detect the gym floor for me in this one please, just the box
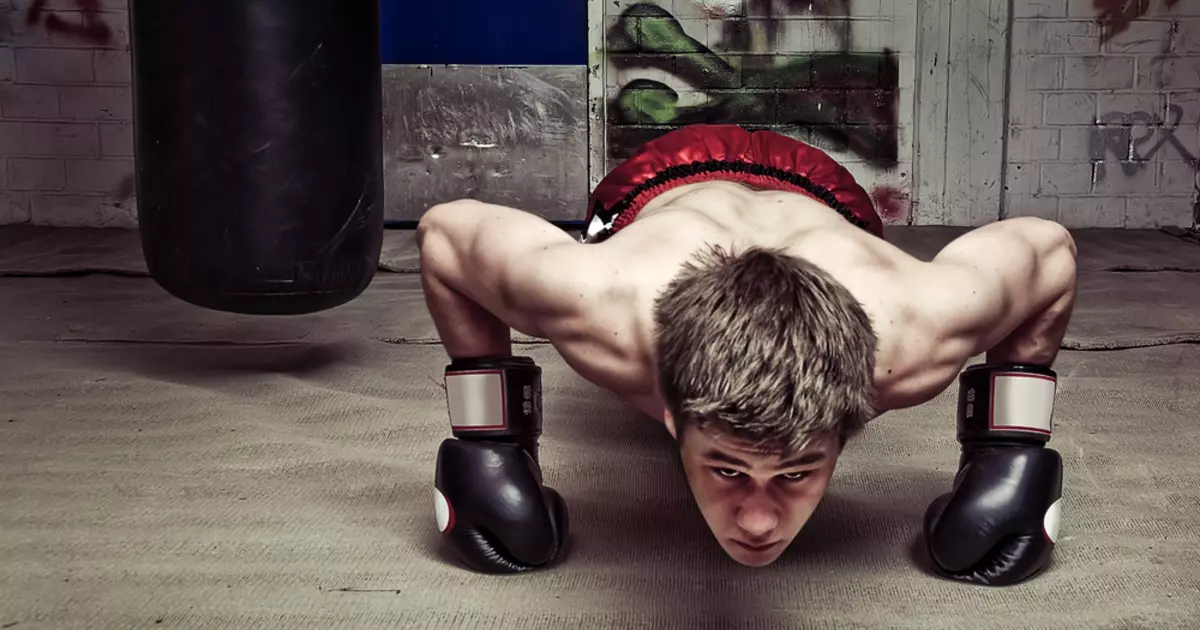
[1,225,1198,629]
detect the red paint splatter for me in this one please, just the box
[871,186,909,224]
[1094,0,1179,43]
[26,0,113,46]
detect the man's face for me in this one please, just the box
[666,415,840,567]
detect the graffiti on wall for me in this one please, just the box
[605,1,899,169]
[1094,0,1180,43]
[26,0,112,46]
[1090,104,1199,182]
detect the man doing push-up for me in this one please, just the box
[417,124,1075,586]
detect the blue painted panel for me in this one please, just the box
[380,0,587,65]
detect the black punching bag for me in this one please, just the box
[130,1,384,315]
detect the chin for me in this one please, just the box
[722,543,785,567]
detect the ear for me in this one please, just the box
[663,410,678,440]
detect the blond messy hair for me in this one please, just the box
[653,244,879,454]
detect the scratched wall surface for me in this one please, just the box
[0,0,589,226]
[1007,0,1200,229]
[381,66,588,222]
[602,0,917,224]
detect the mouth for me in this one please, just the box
[732,540,779,553]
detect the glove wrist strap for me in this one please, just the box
[444,356,543,457]
[956,363,1057,447]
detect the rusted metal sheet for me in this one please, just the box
[381,65,588,222]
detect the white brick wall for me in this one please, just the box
[0,0,136,227]
[2,0,1197,229]
[1007,0,1200,228]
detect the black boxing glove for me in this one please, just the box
[433,356,569,574]
[923,363,1064,586]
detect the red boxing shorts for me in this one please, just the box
[583,124,883,243]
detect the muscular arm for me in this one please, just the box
[920,217,1078,367]
[879,218,1077,410]
[415,199,598,359]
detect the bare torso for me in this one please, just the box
[541,181,942,423]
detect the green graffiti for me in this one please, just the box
[606,2,899,167]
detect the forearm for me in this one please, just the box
[417,209,513,359]
[984,222,1078,366]
[420,269,512,359]
[985,283,1075,366]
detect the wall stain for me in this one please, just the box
[1094,0,1180,43]
[26,0,112,46]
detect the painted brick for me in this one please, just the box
[1009,91,1046,127]
[1161,161,1200,193]
[1040,162,1095,194]
[1058,196,1126,228]
[0,48,12,82]
[1006,162,1041,195]
[0,84,61,119]
[1044,93,1096,125]
[1012,20,1103,55]
[1147,121,1199,162]
[21,122,99,157]
[1168,92,1200,123]
[1014,0,1068,18]
[93,49,131,84]
[1064,0,1097,17]
[1101,20,1175,54]
[7,158,64,190]
[1,193,32,224]
[11,6,126,50]
[1139,55,1200,90]
[1012,54,1063,90]
[1170,19,1200,54]
[58,86,132,121]
[15,48,93,84]
[1009,126,1060,161]
[64,157,133,193]
[1063,56,1135,89]
[1097,92,1167,117]
[1058,126,1100,161]
[0,120,21,155]
[98,122,133,157]
[1092,162,1161,194]
[1125,196,1196,228]
[1006,193,1060,221]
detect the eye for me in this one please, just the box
[712,467,743,479]
[780,471,812,482]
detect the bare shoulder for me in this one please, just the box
[871,218,1077,410]
[417,199,619,340]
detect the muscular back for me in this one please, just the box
[418,182,1074,422]
[553,181,930,418]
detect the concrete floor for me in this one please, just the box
[1,226,1198,629]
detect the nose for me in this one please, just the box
[736,492,779,537]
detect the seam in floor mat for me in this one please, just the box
[8,265,1200,277]
[1062,335,1200,350]
[27,336,1200,350]
[0,268,151,278]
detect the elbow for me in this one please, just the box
[416,204,457,277]
[1013,216,1077,260]
[416,199,487,251]
[415,203,452,251]
[1042,218,1078,260]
